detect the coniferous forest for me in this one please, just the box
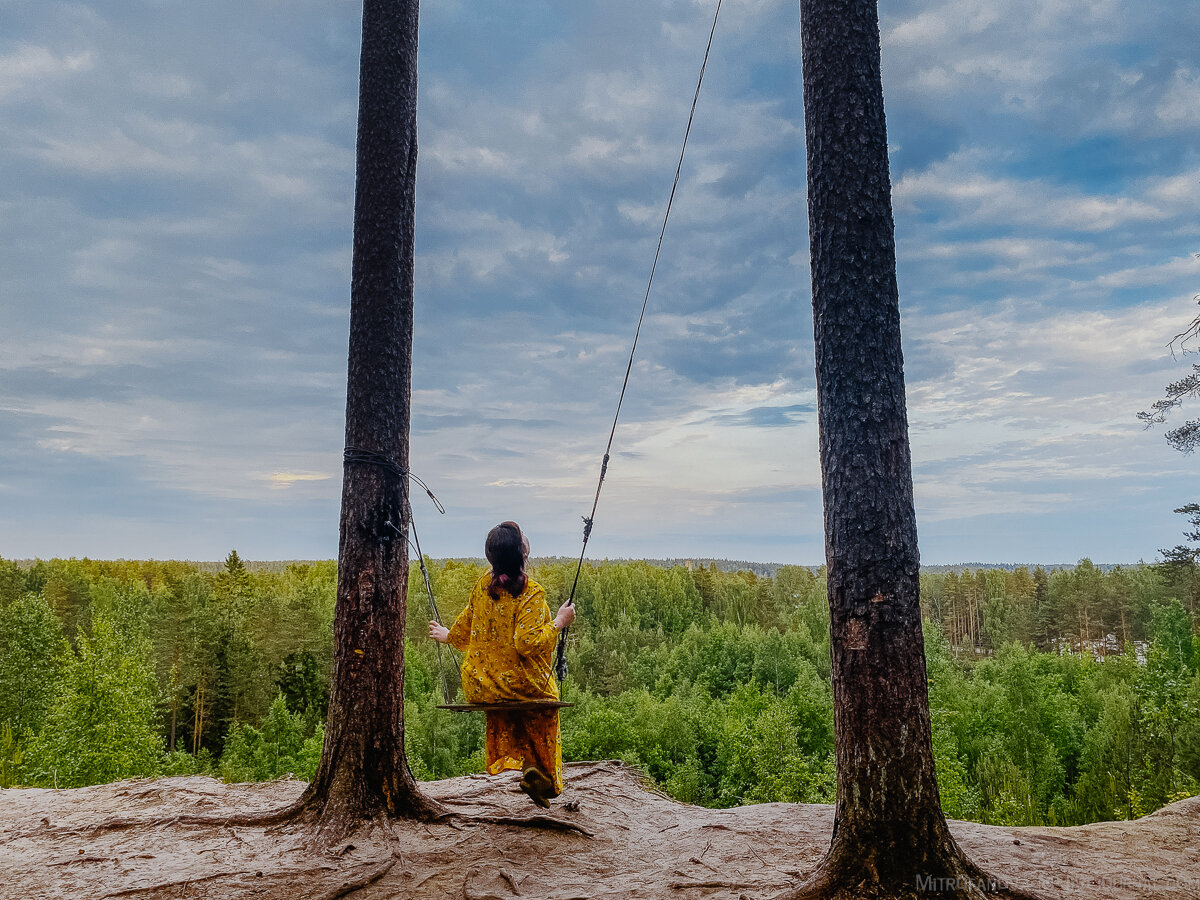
[0,552,1197,828]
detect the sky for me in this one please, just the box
[1,0,1197,566]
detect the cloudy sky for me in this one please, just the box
[1,0,1197,566]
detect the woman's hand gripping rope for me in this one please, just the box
[553,600,575,631]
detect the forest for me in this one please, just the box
[0,552,1196,829]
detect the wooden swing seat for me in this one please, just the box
[437,700,574,713]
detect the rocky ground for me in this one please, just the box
[1,761,1198,899]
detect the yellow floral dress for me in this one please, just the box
[447,574,563,793]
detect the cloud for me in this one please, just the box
[893,154,1168,232]
[1091,253,1200,291]
[703,404,815,428]
[902,296,1195,551]
[0,44,93,100]
[1155,67,1200,128]
[1,0,1196,563]
[269,472,333,489]
[881,0,1197,141]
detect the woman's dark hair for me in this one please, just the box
[486,521,527,599]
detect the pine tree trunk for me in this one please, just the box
[782,1,1041,897]
[297,0,442,827]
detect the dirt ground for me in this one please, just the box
[1,761,1198,899]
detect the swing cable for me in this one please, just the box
[385,475,457,705]
[408,511,460,706]
[555,0,725,682]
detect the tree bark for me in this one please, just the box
[298,0,442,827]
[782,1,1039,897]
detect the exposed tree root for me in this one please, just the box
[670,879,750,890]
[774,850,1050,900]
[455,813,594,838]
[85,798,310,834]
[312,858,397,900]
[97,860,396,900]
[101,869,248,898]
[72,795,592,846]
[497,868,522,894]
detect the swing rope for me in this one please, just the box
[555,0,725,682]
[407,508,459,705]
[379,474,458,705]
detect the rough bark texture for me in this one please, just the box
[298,0,442,828]
[788,1,1038,897]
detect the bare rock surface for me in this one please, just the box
[1,761,1197,899]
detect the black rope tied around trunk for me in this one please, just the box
[361,462,453,705]
[346,448,454,701]
[344,447,446,514]
[343,446,405,478]
[556,0,724,684]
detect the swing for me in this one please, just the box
[417,0,725,714]
[407,508,570,711]
[415,530,573,712]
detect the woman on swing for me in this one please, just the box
[428,521,576,808]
